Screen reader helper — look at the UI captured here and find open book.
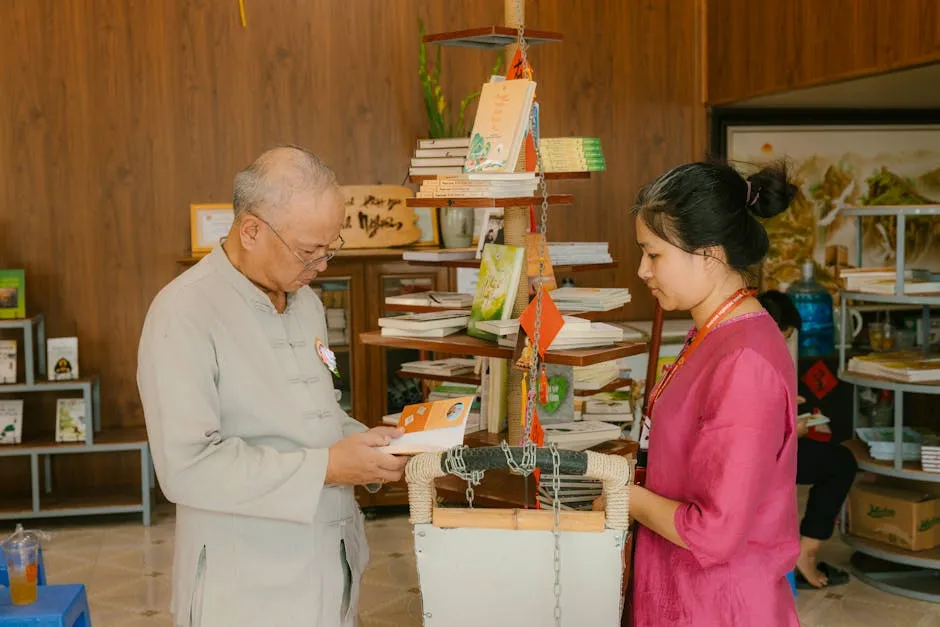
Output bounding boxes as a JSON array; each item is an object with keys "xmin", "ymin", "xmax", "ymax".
[{"xmin": 376, "ymin": 395, "xmax": 475, "ymax": 455}]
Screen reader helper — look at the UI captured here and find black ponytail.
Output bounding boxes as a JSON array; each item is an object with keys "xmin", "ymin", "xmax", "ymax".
[{"xmin": 632, "ymin": 159, "xmax": 798, "ymax": 273}]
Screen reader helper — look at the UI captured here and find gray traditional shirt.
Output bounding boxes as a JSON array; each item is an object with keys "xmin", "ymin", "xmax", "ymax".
[{"xmin": 137, "ymin": 245, "xmax": 368, "ymax": 627}]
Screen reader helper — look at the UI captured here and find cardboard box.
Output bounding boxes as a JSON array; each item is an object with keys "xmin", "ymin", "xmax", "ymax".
[{"xmin": 848, "ymin": 482, "xmax": 940, "ymax": 551}]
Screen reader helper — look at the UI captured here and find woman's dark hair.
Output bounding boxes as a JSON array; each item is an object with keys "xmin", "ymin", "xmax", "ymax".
[
  {"xmin": 757, "ymin": 290, "xmax": 802, "ymax": 332},
  {"xmin": 631, "ymin": 160, "xmax": 798, "ymax": 273}
]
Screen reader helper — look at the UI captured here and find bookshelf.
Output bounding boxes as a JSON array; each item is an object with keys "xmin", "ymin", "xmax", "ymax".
[
  {"xmin": 359, "ymin": 3, "xmax": 665, "ymax": 510},
  {"xmin": 835, "ymin": 204, "xmax": 940, "ymax": 602},
  {"xmin": 0, "ymin": 314, "xmax": 152, "ymax": 525}
]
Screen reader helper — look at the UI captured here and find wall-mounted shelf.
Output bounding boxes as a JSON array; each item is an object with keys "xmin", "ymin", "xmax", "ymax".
[
  {"xmin": 407, "ymin": 195, "xmax": 572, "ymax": 209},
  {"xmin": 408, "ymin": 172, "xmax": 590, "ymax": 185},
  {"xmin": 422, "ymin": 26, "xmax": 563, "ymax": 49},
  {"xmin": 404, "ymin": 259, "xmax": 617, "ymax": 272}
]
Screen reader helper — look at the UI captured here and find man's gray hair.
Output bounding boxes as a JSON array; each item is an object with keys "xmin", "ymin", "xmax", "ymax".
[{"xmin": 232, "ymin": 145, "xmax": 339, "ymax": 219}]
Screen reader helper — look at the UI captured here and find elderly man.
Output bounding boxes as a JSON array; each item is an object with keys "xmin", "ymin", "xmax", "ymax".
[{"xmin": 137, "ymin": 146, "xmax": 407, "ymax": 627}]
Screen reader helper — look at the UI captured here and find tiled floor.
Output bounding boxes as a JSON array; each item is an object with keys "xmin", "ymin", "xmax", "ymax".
[{"xmin": 12, "ymin": 499, "xmax": 940, "ymax": 626}]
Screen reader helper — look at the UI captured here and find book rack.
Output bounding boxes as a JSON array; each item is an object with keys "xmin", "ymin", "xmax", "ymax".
[
  {"xmin": 0, "ymin": 314, "xmax": 152, "ymax": 526},
  {"xmin": 359, "ymin": 2, "xmax": 666, "ymax": 509}
]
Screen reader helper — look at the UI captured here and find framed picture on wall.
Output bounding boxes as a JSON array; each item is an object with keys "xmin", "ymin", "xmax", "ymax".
[
  {"xmin": 190, "ymin": 203, "xmax": 235, "ymax": 255},
  {"xmin": 710, "ymin": 108, "xmax": 940, "ymax": 293}
]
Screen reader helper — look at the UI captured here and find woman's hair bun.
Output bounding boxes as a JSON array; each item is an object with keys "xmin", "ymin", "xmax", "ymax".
[{"xmin": 745, "ymin": 161, "xmax": 798, "ymax": 219}]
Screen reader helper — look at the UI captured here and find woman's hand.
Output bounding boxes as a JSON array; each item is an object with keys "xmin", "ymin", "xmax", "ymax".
[
  {"xmin": 592, "ymin": 495, "xmax": 607, "ymax": 511},
  {"xmin": 796, "ymin": 415, "xmax": 810, "ymax": 438}
]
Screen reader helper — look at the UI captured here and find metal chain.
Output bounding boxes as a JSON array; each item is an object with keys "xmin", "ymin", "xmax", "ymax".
[
  {"xmin": 551, "ymin": 443, "xmax": 562, "ymax": 625},
  {"xmin": 443, "ymin": 446, "xmax": 484, "ymax": 508},
  {"xmin": 514, "ymin": 4, "xmax": 562, "ymax": 626},
  {"xmin": 516, "ymin": 0, "xmax": 551, "ymax": 452}
]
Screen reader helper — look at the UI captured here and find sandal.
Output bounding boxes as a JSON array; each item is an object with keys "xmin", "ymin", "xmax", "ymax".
[{"xmin": 795, "ymin": 561, "xmax": 850, "ymax": 589}]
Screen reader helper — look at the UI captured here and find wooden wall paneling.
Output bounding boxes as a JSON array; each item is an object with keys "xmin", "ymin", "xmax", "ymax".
[
  {"xmin": 0, "ymin": 0, "xmax": 703, "ymax": 498},
  {"xmin": 706, "ymin": 0, "xmax": 940, "ymax": 105}
]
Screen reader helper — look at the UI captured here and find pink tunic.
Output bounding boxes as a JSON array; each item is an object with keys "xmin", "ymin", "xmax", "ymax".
[{"xmin": 631, "ymin": 311, "xmax": 800, "ymax": 626}]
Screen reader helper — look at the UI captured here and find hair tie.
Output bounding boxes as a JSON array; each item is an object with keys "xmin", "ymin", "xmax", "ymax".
[{"xmin": 745, "ymin": 180, "xmax": 759, "ymax": 207}]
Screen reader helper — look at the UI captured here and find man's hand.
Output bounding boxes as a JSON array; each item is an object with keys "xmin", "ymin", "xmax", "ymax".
[{"xmin": 325, "ymin": 427, "xmax": 408, "ymax": 486}]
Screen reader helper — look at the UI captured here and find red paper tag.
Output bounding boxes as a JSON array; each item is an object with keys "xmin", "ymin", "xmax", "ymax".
[
  {"xmin": 801, "ymin": 360, "xmax": 838, "ymax": 400},
  {"xmin": 519, "ymin": 291, "xmax": 564, "ymax": 358}
]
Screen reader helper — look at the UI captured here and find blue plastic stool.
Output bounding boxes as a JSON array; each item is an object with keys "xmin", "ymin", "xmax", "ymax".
[
  {"xmin": 0, "ymin": 583, "xmax": 91, "ymax": 626},
  {"xmin": 0, "ymin": 547, "xmax": 48, "ymax": 586},
  {"xmin": 786, "ymin": 570, "xmax": 797, "ymax": 597}
]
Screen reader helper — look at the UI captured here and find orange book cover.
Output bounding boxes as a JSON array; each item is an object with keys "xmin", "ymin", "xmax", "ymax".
[{"xmin": 377, "ymin": 395, "xmax": 475, "ymax": 455}]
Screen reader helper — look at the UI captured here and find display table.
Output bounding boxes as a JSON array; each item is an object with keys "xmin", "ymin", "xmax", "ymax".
[{"xmin": 0, "ymin": 584, "xmax": 90, "ymax": 627}]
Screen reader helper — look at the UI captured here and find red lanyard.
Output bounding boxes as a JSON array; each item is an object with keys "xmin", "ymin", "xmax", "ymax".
[{"xmin": 646, "ymin": 288, "xmax": 754, "ymax": 419}]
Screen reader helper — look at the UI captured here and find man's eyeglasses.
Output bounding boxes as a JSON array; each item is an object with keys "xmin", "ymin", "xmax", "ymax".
[{"xmin": 249, "ymin": 210, "xmax": 344, "ymax": 270}]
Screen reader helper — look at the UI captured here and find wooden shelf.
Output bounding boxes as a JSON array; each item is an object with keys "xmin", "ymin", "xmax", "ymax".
[
  {"xmin": 574, "ymin": 377, "xmax": 633, "ymax": 397},
  {"xmin": 396, "ymin": 370, "xmax": 481, "ymax": 386},
  {"xmin": 360, "ymin": 330, "xmax": 646, "ymax": 366},
  {"xmin": 408, "ymin": 172, "xmax": 591, "ymax": 184},
  {"xmin": 422, "ymin": 26, "xmax": 563, "ymax": 49},
  {"xmin": 177, "ymin": 247, "xmax": 406, "ymax": 267},
  {"xmin": 406, "ymin": 194, "xmax": 573, "ymax": 209},
  {"xmin": 405, "ymin": 259, "xmax": 617, "ymax": 272}
]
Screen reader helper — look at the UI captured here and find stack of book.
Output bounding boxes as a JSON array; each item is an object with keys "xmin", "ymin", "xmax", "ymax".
[
  {"xmin": 401, "ymin": 248, "xmax": 477, "ymax": 262},
  {"xmin": 536, "ymin": 473, "xmax": 603, "ymax": 511},
  {"xmin": 480, "ymin": 315, "xmax": 625, "ymax": 350},
  {"xmin": 542, "ymin": 420, "xmax": 623, "ymax": 450},
  {"xmin": 408, "ymin": 138, "xmax": 469, "ymax": 178},
  {"xmin": 385, "ymin": 291, "xmax": 474, "ymax": 308},
  {"xmin": 399, "ymin": 358, "xmax": 477, "ymax": 378},
  {"xmin": 416, "ymin": 172, "xmax": 539, "ymax": 198},
  {"xmin": 840, "ymin": 267, "xmax": 940, "ymax": 294},
  {"xmin": 574, "ymin": 360, "xmax": 623, "ymax": 392},
  {"xmin": 539, "ymin": 137, "xmax": 606, "ymax": 173},
  {"xmin": 326, "ymin": 307, "xmax": 347, "ymax": 345},
  {"xmin": 582, "ymin": 395, "xmax": 634, "ymax": 425},
  {"xmin": 856, "ymin": 426, "xmax": 923, "ymax": 462},
  {"xmin": 546, "ymin": 242, "xmax": 613, "ymax": 266},
  {"xmin": 921, "ymin": 436, "xmax": 940, "ymax": 473},
  {"xmin": 549, "ymin": 287, "xmax": 632, "ymax": 312},
  {"xmin": 377, "ymin": 310, "xmax": 470, "ymax": 338},
  {"xmin": 847, "ymin": 350, "xmax": 940, "ymax": 383}
]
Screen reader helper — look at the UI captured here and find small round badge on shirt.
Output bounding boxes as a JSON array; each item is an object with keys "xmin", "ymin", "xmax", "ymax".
[{"xmin": 316, "ymin": 338, "xmax": 340, "ymax": 378}]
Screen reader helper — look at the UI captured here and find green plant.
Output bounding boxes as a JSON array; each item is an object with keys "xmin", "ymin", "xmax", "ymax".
[{"xmin": 418, "ymin": 18, "xmax": 504, "ymax": 139}]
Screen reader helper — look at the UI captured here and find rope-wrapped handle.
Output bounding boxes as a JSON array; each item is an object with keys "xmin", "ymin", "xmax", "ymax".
[{"xmin": 405, "ymin": 446, "xmax": 633, "ymax": 531}]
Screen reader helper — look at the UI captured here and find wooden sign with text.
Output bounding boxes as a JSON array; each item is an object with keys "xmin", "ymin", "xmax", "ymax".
[{"xmin": 339, "ymin": 185, "xmax": 421, "ymax": 249}]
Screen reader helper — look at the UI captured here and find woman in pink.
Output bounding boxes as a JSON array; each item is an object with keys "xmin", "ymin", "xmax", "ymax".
[{"xmin": 627, "ymin": 160, "xmax": 802, "ymax": 626}]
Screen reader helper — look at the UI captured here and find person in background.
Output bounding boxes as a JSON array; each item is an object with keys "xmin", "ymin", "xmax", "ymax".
[
  {"xmin": 137, "ymin": 146, "xmax": 408, "ymax": 627},
  {"xmin": 758, "ymin": 289, "xmax": 856, "ymax": 590},
  {"xmin": 624, "ymin": 159, "xmax": 801, "ymax": 626}
]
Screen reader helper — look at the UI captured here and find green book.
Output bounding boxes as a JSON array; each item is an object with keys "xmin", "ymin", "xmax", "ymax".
[
  {"xmin": 0, "ymin": 270, "xmax": 25, "ymax": 319},
  {"xmin": 467, "ymin": 244, "xmax": 525, "ymax": 341}
]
